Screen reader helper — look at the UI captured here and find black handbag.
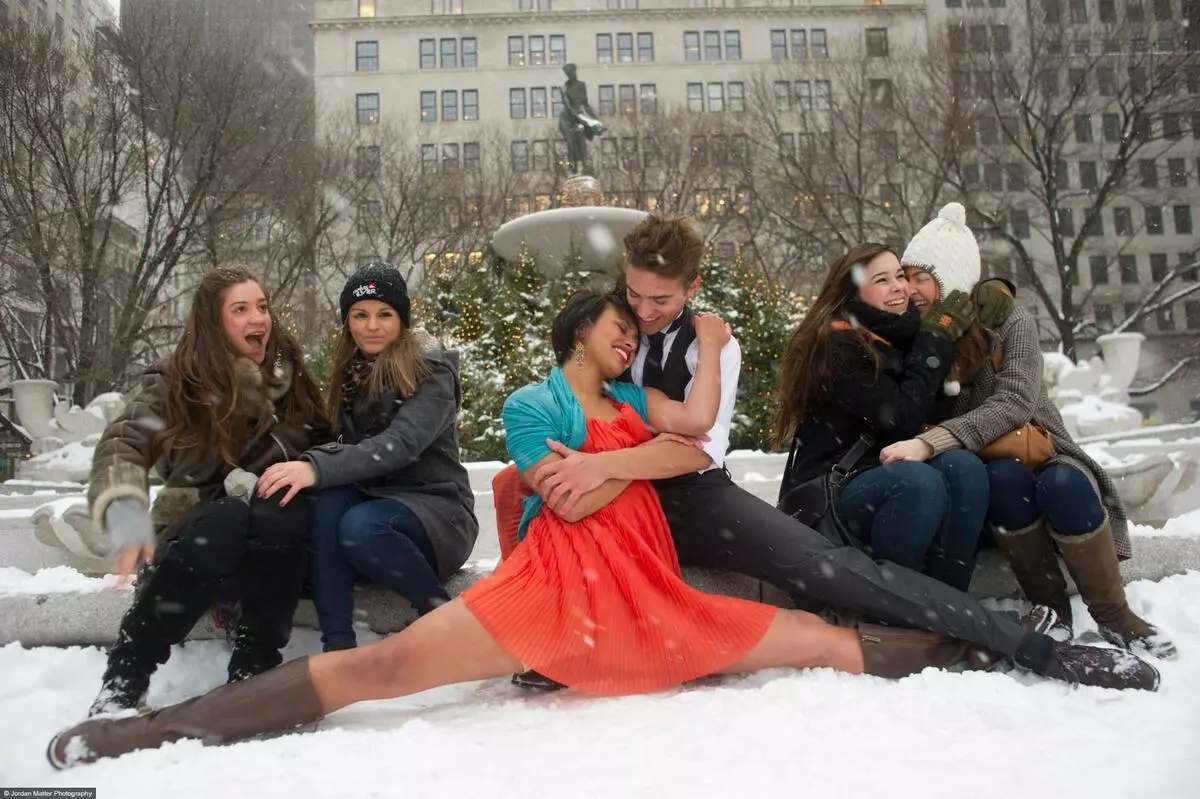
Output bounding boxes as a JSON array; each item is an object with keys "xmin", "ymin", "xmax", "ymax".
[{"xmin": 777, "ymin": 433, "xmax": 874, "ymax": 547}]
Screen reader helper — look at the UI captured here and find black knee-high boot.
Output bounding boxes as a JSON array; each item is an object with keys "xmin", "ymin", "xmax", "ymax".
[{"xmin": 90, "ymin": 558, "xmax": 216, "ymax": 716}]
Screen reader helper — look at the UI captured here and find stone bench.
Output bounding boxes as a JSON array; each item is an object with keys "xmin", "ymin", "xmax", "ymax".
[{"xmin": 4, "ymin": 534, "xmax": 1198, "ymax": 648}]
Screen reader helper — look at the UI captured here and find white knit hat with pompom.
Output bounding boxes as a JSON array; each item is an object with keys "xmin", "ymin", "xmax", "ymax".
[{"xmin": 901, "ymin": 202, "xmax": 982, "ymax": 396}]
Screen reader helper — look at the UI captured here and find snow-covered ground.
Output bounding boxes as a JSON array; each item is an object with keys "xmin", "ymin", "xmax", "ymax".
[{"xmin": 1, "ymin": 571, "xmax": 1198, "ymax": 798}]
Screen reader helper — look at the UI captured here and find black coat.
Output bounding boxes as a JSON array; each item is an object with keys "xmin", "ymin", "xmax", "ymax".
[{"xmin": 781, "ymin": 315, "xmax": 954, "ymax": 491}]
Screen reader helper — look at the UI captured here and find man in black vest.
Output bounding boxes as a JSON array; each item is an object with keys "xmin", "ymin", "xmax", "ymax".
[{"xmin": 496, "ymin": 213, "xmax": 1062, "ymax": 690}]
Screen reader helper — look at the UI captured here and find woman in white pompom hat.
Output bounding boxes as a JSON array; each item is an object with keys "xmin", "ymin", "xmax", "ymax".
[{"xmin": 883, "ymin": 204, "xmax": 1176, "ymax": 660}]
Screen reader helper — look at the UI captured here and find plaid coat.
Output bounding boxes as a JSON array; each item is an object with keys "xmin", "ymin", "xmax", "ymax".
[{"xmin": 921, "ymin": 309, "xmax": 1132, "ymax": 559}]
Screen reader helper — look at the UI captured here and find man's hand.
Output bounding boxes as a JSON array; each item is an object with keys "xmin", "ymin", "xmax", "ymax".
[
  {"xmin": 647, "ymin": 432, "xmax": 709, "ymax": 449},
  {"xmin": 534, "ymin": 439, "xmax": 613, "ymax": 516},
  {"xmin": 880, "ymin": 439, "xmax": 934, "ymax": 464}
]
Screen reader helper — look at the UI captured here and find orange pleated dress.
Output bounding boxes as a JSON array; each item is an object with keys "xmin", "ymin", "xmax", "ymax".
[{"xmin": 462, "ymin": 402, "xmax": 777, "ymax": 696}]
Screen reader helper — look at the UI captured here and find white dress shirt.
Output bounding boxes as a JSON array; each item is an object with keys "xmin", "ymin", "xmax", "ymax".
[{"xmin": 629, "ymin": 318, "xmax": 742, "ymax": 472}]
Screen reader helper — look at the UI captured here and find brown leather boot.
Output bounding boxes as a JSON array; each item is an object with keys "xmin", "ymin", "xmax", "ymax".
[
  {"xmin": 1051, "ymin": 519, "xmax": 1177, "ymax": 660},
  {"xmin": 48, "ymin": 657, "xmax": 323, "ymax": 769},
  {"xmin": 994, "ymin": 519, "xmax": 1073, "ymax": 638},
  {"xmin": 858, "ymin": 623, "xmax": 993, "ymax": 677}
]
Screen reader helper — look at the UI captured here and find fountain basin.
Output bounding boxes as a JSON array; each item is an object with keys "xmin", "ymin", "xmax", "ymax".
[{"xmin": 492, "ymin": 206, "xmax": 648, "ymax": 272}]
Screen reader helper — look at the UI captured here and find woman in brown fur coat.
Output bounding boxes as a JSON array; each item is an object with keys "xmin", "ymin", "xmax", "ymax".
[{"xmin": 84, "ymin": 267, "xmax": 329, "ymax": 716}]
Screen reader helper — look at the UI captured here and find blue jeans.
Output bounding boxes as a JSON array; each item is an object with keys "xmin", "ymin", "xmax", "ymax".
[
  {"xmin": 838, "ymin": 451, "xmax": 989, "ymax": 592},
  {"xmin": 310, "ymin": 485, "xmax": 449, "ymax": 651},
  {"xmin": 985, "ymin": 459, "xmax": 1104, "ymax": 535}
]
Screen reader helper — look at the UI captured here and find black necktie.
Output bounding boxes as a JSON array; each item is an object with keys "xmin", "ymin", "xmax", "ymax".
[{"xmin": 641, "ymin": 316, "xmax": 684, "ymax": 389}]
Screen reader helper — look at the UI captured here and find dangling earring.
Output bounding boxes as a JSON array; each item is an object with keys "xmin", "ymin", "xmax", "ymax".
[{"xmin": 574, "ymin": 343, "xmax": 586, "ymax": 366}]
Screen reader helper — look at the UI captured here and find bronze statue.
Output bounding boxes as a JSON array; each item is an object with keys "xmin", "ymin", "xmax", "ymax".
[{"xmin": 558, "ymin": 63, "xmax": 605, "ymax": 176}]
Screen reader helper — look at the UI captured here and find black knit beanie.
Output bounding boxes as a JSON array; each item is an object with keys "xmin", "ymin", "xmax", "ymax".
[{"xmin": 340, "ymin": 262, "xmax": 411, "ymax": 326}]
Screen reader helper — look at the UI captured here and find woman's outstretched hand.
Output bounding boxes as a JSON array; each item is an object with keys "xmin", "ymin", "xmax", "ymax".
[
  {"xmin": 257, "ymin": 461, "xmax": 317, "ymax": 506},
  {"xmin": 879, "ymin": 439, "xmax": 934, "ymax": 464}
]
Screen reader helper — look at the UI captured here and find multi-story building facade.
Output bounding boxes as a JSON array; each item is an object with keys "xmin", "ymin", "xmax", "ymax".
[
  {"xmin": 314, "ymin": 0, "xmax": 1198, "ymax": 420},
  {"xmin": 0, "ymin": 0, "xmax": 114, "ymax": 42}
]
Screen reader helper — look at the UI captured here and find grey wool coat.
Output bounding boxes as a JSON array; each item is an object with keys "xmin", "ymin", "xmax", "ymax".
[
  {"xmin": 919, "ymin": 309, "xmax": 1132, "ymax": 559},
  {"xmin": 304, "ymin": 340, "xmax": 478, "ymax": 580}
]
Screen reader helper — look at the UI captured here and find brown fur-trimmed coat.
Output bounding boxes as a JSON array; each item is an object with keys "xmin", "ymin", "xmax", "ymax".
[{"xmin": 85, "ymin": 357, "xmax": 329, "ymax": 556}]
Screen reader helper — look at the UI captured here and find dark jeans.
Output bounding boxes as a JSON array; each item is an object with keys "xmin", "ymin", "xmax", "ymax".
[
  {"xmin": 656, "ymin": 469, "xmax": 1029, "ymax": 658},
  {"xmin": 311, "ymin": 485, "xmax": 448, "ymax": 651},
  {"xmin": 837, "ymin": 451, "xmax": 989, "ymax": 591},
  {"xmin": 986, "ymin": 458, "xmax": 1104, "ymax": 535}
]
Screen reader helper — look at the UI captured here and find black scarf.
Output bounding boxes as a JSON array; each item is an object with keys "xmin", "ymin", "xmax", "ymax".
[
  {"xmin": 341, "ymin": 352, "xmax": 375, "ymax": 413},
  {"xmin": 843, "ymin": 299, "xmax": 921, "ymax": 350}
]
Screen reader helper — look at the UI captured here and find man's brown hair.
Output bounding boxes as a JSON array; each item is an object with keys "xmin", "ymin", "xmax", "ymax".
[{"xmin": 622, "ymin": 212, "xmax": 705, "ymax": 284}]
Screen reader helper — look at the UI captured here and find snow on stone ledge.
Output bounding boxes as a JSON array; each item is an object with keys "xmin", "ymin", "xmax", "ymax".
[
  {"xmin": 0, "ymin": 565, "xmax": 128, "ymax": 596},
  {"xmin": 1129, "ymin": 509, "xmax": 1200, "ymax": 539},
  {"xmin": 1059, "ymin": 396, "xmax": 1143, "ymax": 439}
]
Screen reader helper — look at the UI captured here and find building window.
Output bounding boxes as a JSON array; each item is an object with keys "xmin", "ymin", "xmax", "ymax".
[
  {"xmin": 728, "ymin": 82, "xmax": 744, "ymax": 113},
  {"xmin": 356, "ymin": 41, "xmax": 379, "ymax": 72},
  {"xmin": 1163, "ymin": 113, "xmax": 1183, "ymax": 140},
  {"xmin": 358, "ymin": 0, "xmax": 375, "ymax": 17},
  {"xmin": 1174, "ymin": 205, "xmax": 1193, "ymax": 235},
  {"xmin": 640, "ymin": 84, "xmax": 657, "ymax": 115},
  {"xmin": 530, "ymin": 35, "xmax": 546, "ymax": 66},
  {"xmin": 771, "ymin": 30, "xmax": 787, "ymax": 60},
  {"xmin": 509, "ymin": 36, "xmax": 525, "ymax": 67},
  {"xmin": 1139, "ymin": 160, "xmax": 1158, "ymax": 188},
  {"xmin": 597, "ymin": 33, "xmax": 613, "ymax": 63},
  {"xmin": 1182, "ymin": 253, "xmax": 1198, "ymax": 282},
  {"xmin": 532, "ymin": 140, "xmax": 550, "ymax": 172},
  {"xmin": 1007, "ymin": 163, "xmax": 1026, "ymax": 191},
  {"xmin": 1156, "ymin": 305, "xmax": 1176, "ymax": 331},
  {"xmin": 1151, "ymin": 253, "xmax": 1170, "ymax": 281},
  {"xmin": 356, "ymin": 93, "xmax": 380, "ymax": 125},
  {"xmin": 434, "ymin": 0, "xmax": 463, "ymax": 12},
  {"xmin": 621, "ymin": 137, "xmax": 639, "ymax": 168},
  {"xmin": 598, "ymin": 85, "xmax": 615, "ymax": 116},
  {"xmin": 725, "ymin": 31, "xmax": 741, "ymax": 60},
  {"xmin": 1011, "ymin": 209, "xmax": 1030, "ymax": 239},
  {"xmin": 1074, "ymin": 115, "xmax": 1093, "ymax": 143},
  {"xmin": 1188, "ymin": 301, "xmax": 1200, "ymax": 330},
  {"xmin": 550, "ymin": 34, "xmax": 566, "ymax": 65},
  {"xmin": 463, "ymin": 89, "xmax": 479, "ymax": 120},
  {"xmin": 441, "ymin": 38, "xmax": 457, "ymax": 69},
  {"xmin": 530, "ymin": 87, "xmax": 548, "ymax": 118},
  {"xmin": 462, "ymin": 37, "xmax": 477, "ymax": 67},
  {"xmin": 774, "ymin": 81, "xmax": 790, "ymax": 111},
  {"xmin": 1114, "ymin": 206, "xmax": 1133, "ymax": 236},
  {"xmin": 637, "ymin": 32, "xmax": 654, "ymax": 61},
  {"xmin": 1120, "ymin": 254, "xmax": 1139, "ymax": 283},
  {"xmin": 1057, "ymin": 207, "xmax": 1075, "ymax": 237},
  {"xmin": 811, "ymin": 29, "xmax": 828, "ymax": 58},
  {"xmin": 511, "ymin": 141, "xmax": 529, "ymax": 172},
  {"xmin": 356, "ymin": 145, "xmax": 380, "ymax": 180},
  {"xmin": 1123, "ymin": 303, "xmax": 1143, "ymax": 332},
  {"xmin": 688, "ymin": 82, "xmax": 704, "ymax": 112},
  {"xmin": 552, "ymin": 86, "xmax": 564, "ymax": 117},
  {"xmin": 1099, "ymin": 0, "xmax": 1116, "ymax": 21},
  {"xmin": 464, "ymin": 142, "xmax": 480, "ymax": 171},
  {"xmin": 792, "ymin": 29, "xmax": 807, "ymax": 59},
  {"xmin": 1169, "ymin": 158, "xmax": 1187, "ymax": 187},
  {"xmin": 1146, "ymin": 206, "xmax": 1164, "ymax": 234},
  {"xmin": 601, "ymin": 138, "xmax": 618, "ymax": 170},
  {"xmin": 617, "ymin": 32, "xmax": 634, "ymax": 62},
  {"xmin": 1079, "ymin": 161, "xmax": 1098, "ymax": 190},
  {"xmin": 870, "ymin": 79, "xmax": 894, "ymax": 110},
  {"xmin": 865, "ymin": 28, "xmax": 889, "ymax": 58},
  {"xmin": 619, "ymin": 84, "xmax": 636, "ymax": 116},
  {"xmin": 1094, "ymin": 304, "xmax": 1113, "ymax": 331},
  {"xmin": 421, "ymin": 145, "xmax": 437, "ymax": 173},
  {"xmin": 992, "ymin": 25, "xmax": 1011, "ymax": 52},
  {"xmin": 704, "ymin": 30, "xmax": 721, "ymax": 60},
  {"xmin": 442, "ymin": 90, "xmax": 458, "ymax": 121},
  {"xmin": 420, "ymin": 91, "xmax": 436, "ymax": 122},
  {"xmin": 510, "ymin": 88, "xmax": 527, "ymax": 119},
  {"xmin": 815, "ymin": 80, "xmax": 831, "ymax": 110},
  {"xmin": 419, "ymin": 39, "xmax": 436, "ymax": 69},
  {"xmin": 1089, "ymin": 255, "xmax": 1109, "ymax": 285},
  {"xmin": 684, "ymin": 31, "xmax": 700, "ymax": 61},
  {"xmin": 707, "ymin": 83, "xmax": 725, "ymax": 113},
  {"xmin": 690, "ymin": 136, "xmax": 708, "ymax": 168},
  {"xmin": 1102, "ymin": 113, "xmax": 1121, "ymax": 143},
  {"xmin": 442, "ymin": 143, "xmax": 459, "ymax": 172}
]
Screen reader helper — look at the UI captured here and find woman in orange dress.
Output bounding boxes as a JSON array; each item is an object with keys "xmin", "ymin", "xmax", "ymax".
[{"xmin": 48, "ymin": 291, "xmax": 1035, "ymax": 769}]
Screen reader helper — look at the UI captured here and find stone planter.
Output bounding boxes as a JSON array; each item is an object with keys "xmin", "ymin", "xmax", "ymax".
[{"xmin": 11, "ymin": 379, "xmax": 58, "ymax": 439}]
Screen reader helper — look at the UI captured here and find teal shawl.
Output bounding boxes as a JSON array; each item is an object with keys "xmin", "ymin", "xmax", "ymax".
[{"xmin": 502, "ymin": 367, "xmax": 648, "ymax": 540}]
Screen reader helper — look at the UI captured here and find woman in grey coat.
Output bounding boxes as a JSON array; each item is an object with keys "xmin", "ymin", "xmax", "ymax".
[
  {"xmin": 884, "ymin": 274, "xmax": 1176, "ymax": 661},
  {"xmin": 258, "ymin": 263, "xmax": 478, "ymax": 652}
]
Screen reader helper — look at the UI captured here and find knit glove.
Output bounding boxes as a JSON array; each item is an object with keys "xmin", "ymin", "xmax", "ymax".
[
  {"xmin": 973, "ymin": 279, "xmax": 1015, "ymax": 327},
  {"xmin": 224, "ymin": 467, "xmax": 259, "ymax": 504},
  {"xmin": 920, "ymin": 290, "xmax": 977, "ymax": 342},
  {"xmin": 105, "ymin": 498, "xmax": 155, "ymax": 554}
]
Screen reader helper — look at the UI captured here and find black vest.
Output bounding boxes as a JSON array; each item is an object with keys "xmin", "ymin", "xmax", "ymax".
[{"xmin": 617, "ymin": 307, "xmax": 696, "ymax": 401}]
